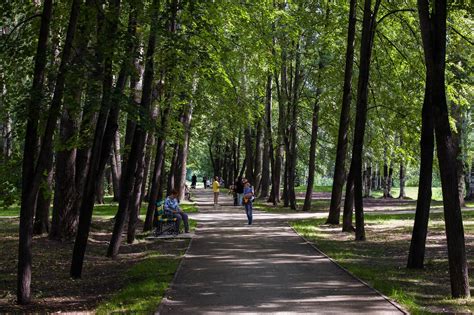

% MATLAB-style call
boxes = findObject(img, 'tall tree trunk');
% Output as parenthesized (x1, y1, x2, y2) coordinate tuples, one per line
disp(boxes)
(327, 0, 357, 224)
(175, 80, 196, 200)
(107, 0, 159, 258)
(407, 76, 434, 269)
(347, 0, 381, 241)
(126, 133, 148, 244)
(17, 0, 73, 303)
(144, 107, 170, 231)
(416, 0, 469, 298)
(71, 0, 129, 278)
(254, 121, 263, 194)
(302, 100, 320, 211)
(261, 75, 273, 200)
(244, 126, 255, 184)
(168, 143, 179, 193)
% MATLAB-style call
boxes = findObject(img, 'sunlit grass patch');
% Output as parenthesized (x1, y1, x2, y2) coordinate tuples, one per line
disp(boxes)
(95, 254, 181, 313)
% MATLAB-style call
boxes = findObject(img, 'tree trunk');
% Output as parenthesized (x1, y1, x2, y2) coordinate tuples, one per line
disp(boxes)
(327, 0, 357, 225)
(348, 0, 381, 241)
(399, 160, 406, 199)
(416, 0, 469, 297)
(110, 130, 122, 201)
(50, 108, 78, 240)
(407, 76, 434, 269)
(302, 100, 320, 211)
(33, 156, 53, 235)
(261, 75, 273, 200)
(175, 80, 196, 200)
(127, 133, 148, 244)
(244, 126, 255, 184)
(254, 121, 263, 194)
(107, 0, 159, 258)
(144, 107, 170, 231)
(342, 166, 355, 232)
(71, 0, 130, 278)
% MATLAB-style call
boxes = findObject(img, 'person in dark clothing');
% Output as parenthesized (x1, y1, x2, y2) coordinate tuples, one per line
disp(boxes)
(235, 176, 244, 206)
(203, 176, 208, 189)
(191, 174, 197, 189)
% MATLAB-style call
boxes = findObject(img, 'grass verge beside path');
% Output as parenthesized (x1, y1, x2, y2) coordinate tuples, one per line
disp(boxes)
(291, 211, 474, 314)
(96, 253, 181, 313)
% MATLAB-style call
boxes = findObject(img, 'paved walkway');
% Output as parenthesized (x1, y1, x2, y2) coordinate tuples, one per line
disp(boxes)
(157, 190, 405, 314)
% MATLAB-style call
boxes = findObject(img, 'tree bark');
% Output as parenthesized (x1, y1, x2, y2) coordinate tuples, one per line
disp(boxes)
(415, 0, 469, 298)
(302, 100, 320, 211)
(71, 0, 128, 278)
(261, 75, 273, 200)
(33, 156, 53, 235)
(107, 0, 160, 258)
(327, 0, 357, 225)
(407, 76, 434, 269)
(342, 166, 355, 232)
(144, 107, 170, 231)
(347, 0, 381, 241)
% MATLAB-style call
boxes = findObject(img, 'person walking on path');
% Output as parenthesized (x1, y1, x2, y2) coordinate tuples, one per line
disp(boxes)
(191, 174, 197, 189)
(234, 176, 244, 206)
(212, 176, 220, 206)
(203, 176, 208, 189)
(164, 189, 189, 233)
(243, 179, 254, 225)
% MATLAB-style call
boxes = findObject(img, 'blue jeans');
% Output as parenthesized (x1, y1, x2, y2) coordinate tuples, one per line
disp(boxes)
(237, 193, 244, 206)
(173, 211, 189, 233)
(245, 202, 253, 225)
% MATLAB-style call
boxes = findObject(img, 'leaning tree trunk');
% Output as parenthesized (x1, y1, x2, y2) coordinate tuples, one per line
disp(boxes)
(416, 0, 469, 298)
(71, 0, 129, 278)
(107, 0, 159, 258)
(327, 0, 357, 225)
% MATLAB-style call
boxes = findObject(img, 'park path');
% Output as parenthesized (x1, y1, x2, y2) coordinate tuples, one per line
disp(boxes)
(157, 189, 406, 314)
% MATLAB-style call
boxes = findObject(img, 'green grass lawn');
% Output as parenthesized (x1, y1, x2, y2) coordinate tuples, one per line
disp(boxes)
(95, 253, 182, 313)
(0, 197, 199, 217)
(291, 211, 474, 314)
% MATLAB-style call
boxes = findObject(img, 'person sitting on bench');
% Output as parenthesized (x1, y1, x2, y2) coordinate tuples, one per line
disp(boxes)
(164, 189, 190, 234)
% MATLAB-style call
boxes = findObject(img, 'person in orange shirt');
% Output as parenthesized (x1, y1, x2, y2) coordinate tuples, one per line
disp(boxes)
(212, 176, 220, 206)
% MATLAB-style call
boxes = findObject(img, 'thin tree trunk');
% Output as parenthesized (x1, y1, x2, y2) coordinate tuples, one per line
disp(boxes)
(342, 166, 354, 232)
(261, 75, 273, 199)
(303, 100, 320, 211)
(143, 107, 170, 231)
(327, 0, 356, 224)
(349, 0, 381, 241)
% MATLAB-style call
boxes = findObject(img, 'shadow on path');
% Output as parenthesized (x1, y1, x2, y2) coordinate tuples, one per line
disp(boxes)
(157, 190, 405, 314)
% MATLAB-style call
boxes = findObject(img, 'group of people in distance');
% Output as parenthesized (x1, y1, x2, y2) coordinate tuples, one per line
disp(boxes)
(161, 175, 254, 235)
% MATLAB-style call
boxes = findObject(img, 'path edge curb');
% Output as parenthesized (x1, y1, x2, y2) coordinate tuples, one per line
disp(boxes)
(155, 226, 197, 315)
(289, 224, 409, 315)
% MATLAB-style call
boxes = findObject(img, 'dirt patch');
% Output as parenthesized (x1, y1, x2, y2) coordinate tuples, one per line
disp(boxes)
(0, 218, 189, 313)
